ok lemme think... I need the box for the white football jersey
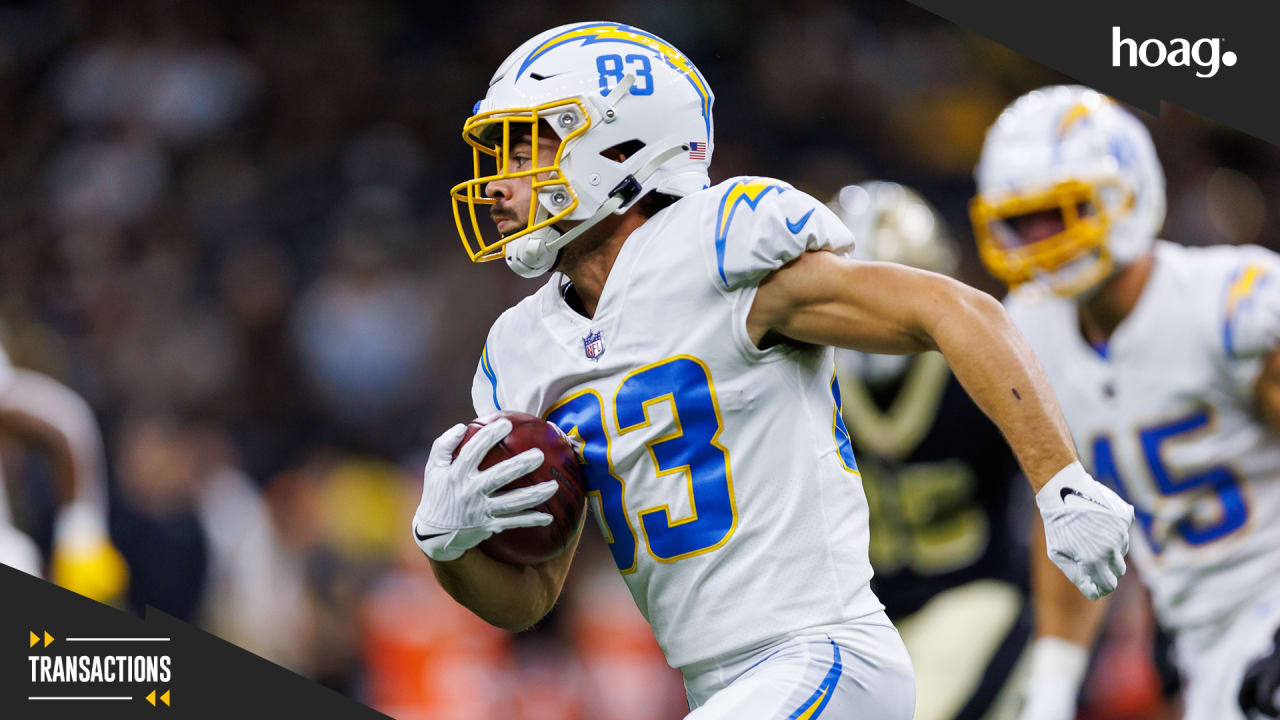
[1007,240,1280,631]
[471,177,883,668]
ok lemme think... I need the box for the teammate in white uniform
[412,25,1134,719]
[971,84,1280,720]
[0,341,128,602]
[0,345,43,576]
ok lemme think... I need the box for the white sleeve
[0,368,108,518]
[470,341,504,416]
[1216,246,1280,399]
[712,177,856,290]
[1221,245,1280,360]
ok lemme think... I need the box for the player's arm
[1029,516,1111,646]
[0,368,127,602]
[749,251,1133,598]
[0,368,107,508]
[1019,516,1111,720]
[751,253,1074,486]
[1253,348,1280,433]
[412,419,577,632]
[429,517,583,632]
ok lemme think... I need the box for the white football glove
[412,418,557,562]
[1036,461,1134,599]
[1017,637,1089,720]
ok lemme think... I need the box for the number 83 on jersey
[546,355,737,572]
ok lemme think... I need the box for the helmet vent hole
[599,139,646,164]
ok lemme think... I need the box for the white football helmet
[830,181,959,277]
[971,85,1165,297]
[450,22,715,277]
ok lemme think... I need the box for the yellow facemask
[970,179,1132,297]
[449,99,591,263]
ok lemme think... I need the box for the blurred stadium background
[1,1,1276,718]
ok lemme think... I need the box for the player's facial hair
[551,216,613,274]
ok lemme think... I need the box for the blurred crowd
[0,1,1277,718]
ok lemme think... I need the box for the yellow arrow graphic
[160,690,170,706]
[29,631,38,648]
[146,690,156,706]
[43,631,53,647]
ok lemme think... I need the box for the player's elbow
[921,276,1009,345]
[962,285,1011,328]
[443,588,551,633]
[431,559,559,633]
[480,607,547,633]
[2,370,105,462]
[479,585,558,632]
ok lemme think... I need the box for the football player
[0,341,127,602]
[971,84,1280,720]
[831,182,1031,720]
[414,24,1133,719]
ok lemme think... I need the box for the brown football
[453,411,586,565]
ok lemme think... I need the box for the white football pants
[1175,580,1280,720]
[682,613,915,719]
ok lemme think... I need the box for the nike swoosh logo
[414,525,448,542]
[785,208,815,234]
[1060,486,1107,508]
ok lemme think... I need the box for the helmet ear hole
[599,139,646,164]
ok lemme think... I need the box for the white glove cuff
[423,537,466,563]
[1035,461,1092,514]
[416,524,490,563]
[1026,636,1089,707]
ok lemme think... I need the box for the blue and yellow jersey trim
[786,638,843,719]
[714,177,789,286]
[830,372,860,474]
[480,344,502,411]
[1223,263,1270,358]
[516,22,713,137]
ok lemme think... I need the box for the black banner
[0,565,389,719]
[905,0,1280,144]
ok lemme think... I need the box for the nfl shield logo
[582,330,605,360]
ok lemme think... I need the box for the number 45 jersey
[471,177,883,669]
[1006,240,1280,632]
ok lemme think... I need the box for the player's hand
[412,418,557,562]
[1036,461,1134,599]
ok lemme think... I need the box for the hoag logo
[1112,27,1237,78]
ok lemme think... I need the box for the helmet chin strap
[545,143,687,253]
[506,144,687,277]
